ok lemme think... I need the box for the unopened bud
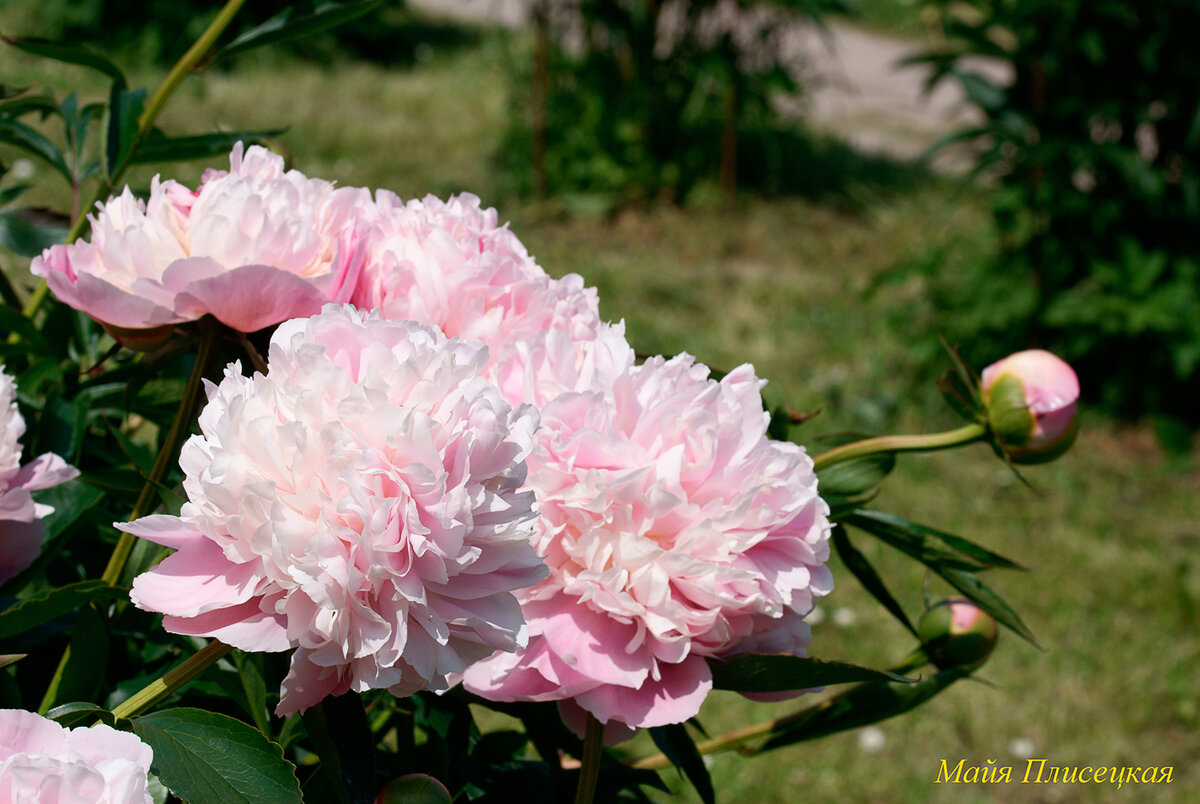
[918,598,998,669]
[981,349,1079,464]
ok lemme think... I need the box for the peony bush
[0,11,1081,803]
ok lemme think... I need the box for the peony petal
[13,453,79,492]
[0,518,43,584]
[114,515,204,550]
[130,537,259,617]
[572,655,713,730]
[172,264,333,333]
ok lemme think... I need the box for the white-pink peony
[0,370,79,583]
[120,304,547,715]
[32,143,372,336]
[0,709,153,804]
[462,355,833,735]
[351,192,631,406]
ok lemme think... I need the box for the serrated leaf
[132,708,302,804]
[848,510,1026,571]
[752,668,971,754]
[2,36,126,85]
[648,724,714,804]
[218,0,386,59]
[129,129,287,164]
[0,580,126,640]
[106,86,147,179]
[709,654,912,693]
[0,119,72,182]
[0,208,68,257]
[832,525,917,636]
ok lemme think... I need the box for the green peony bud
[918,598,999,669]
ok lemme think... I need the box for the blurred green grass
[2,20,1197,802]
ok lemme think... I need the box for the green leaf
[218,0,386,60]
[832,525,916,636]
[2,36,126,85]
[0,118,72,182]
[939,566,1040,647]
[648,724,714,804]
[232,651,270,736]
[129,129,287,164]
[848,510,1026,571]
[709,654,912,693]
[0,208,68,257]
[106,86,147,179]
[0,580,127,640]
[752,668,971,754]
[46,701,119,729]
[132,708,302,804]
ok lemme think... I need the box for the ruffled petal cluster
[121,304,547,715]
[32,143,372,334]
[462,355,833,732]
[0,709,153,804]
[0,370,79,583]
[352,192,634,406]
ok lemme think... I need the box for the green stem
[22,0,248,323]
[573,713,604,804]
[100,321,218,586]
[811,423,987,472]
[630,655,932,771]
[111,640,232,720]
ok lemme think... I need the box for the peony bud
[918,598,998,669]
[374,774,452,804]
[981,349,1079,464]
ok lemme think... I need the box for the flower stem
[101,320,219,586]
[810,423,987,472]
[21,0,248,324]
[573,713,604,804]
[111,640,232,720]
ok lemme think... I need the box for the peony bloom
[0,709,153,804]
[352,192,631,406]
[0,370,79,583]
[981,349,1079,464]
[32,143,372,336]
[120,304,547,715]
[462,355,833,736]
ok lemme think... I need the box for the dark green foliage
[497,0,856,205]
[916,0,1200,422]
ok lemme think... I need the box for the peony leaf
[816,450,896,498]
[45,702,119,729]
[751,667,972,754]
[0,119,71,182]
[709,654,912,693]
[938,566,1041,648]
[0,208,68,257]
[128,129,287,165]
[39,602,108,711]
[1,36,126,85]
[131,708,302,804]
[648,724,714,804]
[218,0,386,59]
[0,580,126,640]
[301,695,375,804]
[831,525,917,636]
[846,509,1026,571]
[105,86,146,179]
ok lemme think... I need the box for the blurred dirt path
[409,0,1011,169]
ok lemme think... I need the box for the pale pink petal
[573,656,713,731]
[0,519,43,584]
[172,264,332,333]
[114,515,204,550]
[130,539,260,618]
[13,453,78,492]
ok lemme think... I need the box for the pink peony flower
[0,370,79,583]
[120,304,547,715]
[31,143,372,335]
[0,709,154,804]
[981,349,1079,464]
[352,192,631,406]
[462,355,833,735]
